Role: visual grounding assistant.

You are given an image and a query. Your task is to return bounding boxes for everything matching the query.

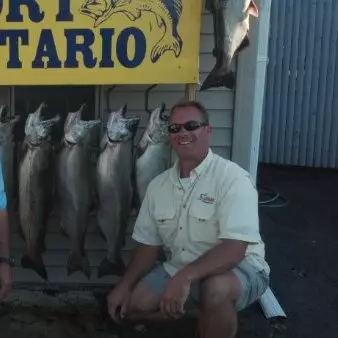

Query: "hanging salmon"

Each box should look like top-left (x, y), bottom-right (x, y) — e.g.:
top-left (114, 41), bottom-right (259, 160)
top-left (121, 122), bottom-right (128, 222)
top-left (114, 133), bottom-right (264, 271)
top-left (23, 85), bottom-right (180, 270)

top-left (56, 104), bottom-right (101, 279)
top-left (19, 103), bottom-right (60, 280)
top-left (97, 106), bottom-right (140, 278)
top-left (134, 103), bottom-right (171, 207)
top-left (201, 0), bottom-right (259, 90)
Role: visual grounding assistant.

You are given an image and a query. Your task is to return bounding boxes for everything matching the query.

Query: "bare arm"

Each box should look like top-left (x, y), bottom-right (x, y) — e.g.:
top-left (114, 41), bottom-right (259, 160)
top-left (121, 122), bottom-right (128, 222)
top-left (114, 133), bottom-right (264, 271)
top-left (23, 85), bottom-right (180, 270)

top-left (106, 242), bottom-right (161, 321)
top-left (120, 243), bottom-right (161, 289)
top-left (178, 239), bottom-right (247, 282)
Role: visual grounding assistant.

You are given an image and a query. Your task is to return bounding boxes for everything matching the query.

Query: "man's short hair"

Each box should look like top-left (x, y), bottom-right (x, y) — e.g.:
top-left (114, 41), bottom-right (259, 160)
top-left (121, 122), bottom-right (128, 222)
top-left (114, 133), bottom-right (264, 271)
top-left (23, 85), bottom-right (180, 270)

top-left (170, 100), bottom-right (209, 124)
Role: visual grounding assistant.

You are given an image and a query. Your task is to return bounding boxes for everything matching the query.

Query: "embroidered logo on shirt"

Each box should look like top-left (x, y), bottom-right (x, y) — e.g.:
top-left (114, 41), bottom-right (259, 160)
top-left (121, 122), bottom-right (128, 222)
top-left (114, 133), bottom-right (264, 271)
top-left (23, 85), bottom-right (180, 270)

top-left (198, 193), bottom-right (216, 204)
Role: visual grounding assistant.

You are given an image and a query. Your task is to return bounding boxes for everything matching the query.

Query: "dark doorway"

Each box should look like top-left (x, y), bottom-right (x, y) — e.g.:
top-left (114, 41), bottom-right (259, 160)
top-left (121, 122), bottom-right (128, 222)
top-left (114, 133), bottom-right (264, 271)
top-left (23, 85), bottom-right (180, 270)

top-left (13, 85), bottom-right (97, 143)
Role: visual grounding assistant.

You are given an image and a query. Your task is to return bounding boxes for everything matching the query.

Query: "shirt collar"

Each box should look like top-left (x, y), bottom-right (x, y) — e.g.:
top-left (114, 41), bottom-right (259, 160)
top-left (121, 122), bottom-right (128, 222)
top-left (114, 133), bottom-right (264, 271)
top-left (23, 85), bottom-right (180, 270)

top-left (170, 148), bottom-right (214, 184)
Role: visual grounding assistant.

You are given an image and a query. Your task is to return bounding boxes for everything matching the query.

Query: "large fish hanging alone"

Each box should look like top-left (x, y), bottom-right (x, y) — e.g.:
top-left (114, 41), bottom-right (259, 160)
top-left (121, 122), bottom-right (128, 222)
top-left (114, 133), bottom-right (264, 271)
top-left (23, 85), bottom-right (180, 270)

top-left (0, 105), bottom-right (20, 224)
top-left (18, 103), bottom-right (60, 280)
top-left (134, 103), bottom-right (171, 207)
top-left (97, 106), bottom-right (140, 278)
top-left (201, 0), bottom-right (259, 90)
top-left (56, 105), bottom-right (101, 279)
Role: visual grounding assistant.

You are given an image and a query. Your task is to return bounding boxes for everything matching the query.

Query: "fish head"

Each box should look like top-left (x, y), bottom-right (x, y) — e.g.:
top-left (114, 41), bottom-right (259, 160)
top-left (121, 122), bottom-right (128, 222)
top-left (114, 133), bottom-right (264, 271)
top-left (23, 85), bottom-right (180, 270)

top-left (25, 103), bottom-right (60, 145)
top-left (64, 106), bottom-right (83, 134)
top-left (0, 105), bottom-right (9, 122)
top-left (107, 105), bottom-right (127, 126)
top-left (65, 118), bottom-right (101, 145)
top-left (80, 0), bottom-right (118, 27)
top-left (0, 105), bottom-right (20, 129)
top-left (107, 107), bottom-right (140, 142)
top-left (223, 0), bottom-right (259, 64)
top-left (0, 105), bottom-right (20, 145)
top-left (64, 104), bottom-right (101, 144)
top-left (146, 103), bottom-right (169, 144)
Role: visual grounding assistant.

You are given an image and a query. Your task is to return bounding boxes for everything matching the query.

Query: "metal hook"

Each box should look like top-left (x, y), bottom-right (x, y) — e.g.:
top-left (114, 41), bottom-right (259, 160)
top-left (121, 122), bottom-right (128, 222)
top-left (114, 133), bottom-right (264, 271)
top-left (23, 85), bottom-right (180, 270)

top-left (106, 85), bottom-right (116, 113)
top-left (145, 84), bottom-right (158, 114)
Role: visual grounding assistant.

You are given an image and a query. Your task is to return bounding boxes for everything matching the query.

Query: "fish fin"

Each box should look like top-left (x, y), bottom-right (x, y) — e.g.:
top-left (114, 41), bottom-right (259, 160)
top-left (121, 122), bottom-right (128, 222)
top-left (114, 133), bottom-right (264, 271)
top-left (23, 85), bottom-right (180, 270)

top-left (67, 252), bottom-right (91, 279)
top-left (236, 35), bottom-right (250, 54)
top-left (97, 257), bottom-right (125, 278)
top-left (21, 254), bottom-right (48, 280)
top-left (248, 1), bottom-right (259, 17)
top-left (173, 0), bottom-right (183, 17)
top-left (151, 34), bottom-right (183, 62)
top-left (200, 69), bottom-right (236, 91)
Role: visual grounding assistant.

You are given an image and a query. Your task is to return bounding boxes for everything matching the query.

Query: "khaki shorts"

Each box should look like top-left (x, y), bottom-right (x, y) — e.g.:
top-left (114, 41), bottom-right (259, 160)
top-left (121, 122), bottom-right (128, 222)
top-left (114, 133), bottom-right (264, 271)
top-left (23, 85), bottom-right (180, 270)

top-left (141, 259), bottom-right (269, 312)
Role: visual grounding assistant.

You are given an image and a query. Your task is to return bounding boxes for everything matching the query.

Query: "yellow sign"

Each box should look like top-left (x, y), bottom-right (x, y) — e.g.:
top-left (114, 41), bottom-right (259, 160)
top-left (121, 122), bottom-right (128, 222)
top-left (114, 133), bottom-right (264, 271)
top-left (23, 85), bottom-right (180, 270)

top-left (0, 0), bottom-right (202, 85)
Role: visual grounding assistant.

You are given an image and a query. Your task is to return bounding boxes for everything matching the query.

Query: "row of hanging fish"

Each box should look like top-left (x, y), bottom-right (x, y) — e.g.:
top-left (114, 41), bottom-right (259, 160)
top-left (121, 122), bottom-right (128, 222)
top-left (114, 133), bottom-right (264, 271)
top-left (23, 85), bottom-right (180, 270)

top-left (201, 0), bottom-right (259, 91)
top-left (0, 102), bottom-right (171, 281)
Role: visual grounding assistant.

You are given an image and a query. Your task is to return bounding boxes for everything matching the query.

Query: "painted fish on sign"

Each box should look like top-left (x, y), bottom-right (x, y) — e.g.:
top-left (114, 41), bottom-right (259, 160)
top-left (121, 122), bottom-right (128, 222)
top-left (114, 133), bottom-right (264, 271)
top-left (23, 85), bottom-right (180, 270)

top-left (0, 0), bottom-right (147, 70)
top-left (0, 0), bottom-right (202, 85)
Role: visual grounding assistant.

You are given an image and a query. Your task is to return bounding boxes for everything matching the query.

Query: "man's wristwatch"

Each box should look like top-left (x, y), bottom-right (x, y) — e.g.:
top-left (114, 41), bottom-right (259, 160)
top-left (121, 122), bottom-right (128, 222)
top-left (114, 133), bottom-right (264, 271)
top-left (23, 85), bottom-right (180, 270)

top-left (0, 256), bottom-right (15, 267)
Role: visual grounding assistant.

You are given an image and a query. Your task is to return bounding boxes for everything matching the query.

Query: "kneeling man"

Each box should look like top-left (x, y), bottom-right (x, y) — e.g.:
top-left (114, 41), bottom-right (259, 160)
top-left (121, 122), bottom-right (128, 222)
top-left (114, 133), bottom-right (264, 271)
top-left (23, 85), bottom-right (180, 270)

top-left (107, 101), bottom-right (270, 338)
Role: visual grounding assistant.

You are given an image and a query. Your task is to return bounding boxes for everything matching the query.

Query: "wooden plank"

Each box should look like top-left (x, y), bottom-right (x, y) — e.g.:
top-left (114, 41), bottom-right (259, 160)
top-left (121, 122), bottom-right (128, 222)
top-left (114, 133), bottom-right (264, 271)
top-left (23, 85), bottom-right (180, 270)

top-left (13, 266), bottom-right (122, 285)
top-left (105, 91), bottom-right (234, 112)
top-left (11, 233), bottom-right (136, 251)
top-left (185, 84), bottom-right (197, 100)
top-left (100, 72), bottom-right (233, 93)
top-left (0, 86), bottom-right (10, 106)
top-left (11, 249), bottom-right (134, 268)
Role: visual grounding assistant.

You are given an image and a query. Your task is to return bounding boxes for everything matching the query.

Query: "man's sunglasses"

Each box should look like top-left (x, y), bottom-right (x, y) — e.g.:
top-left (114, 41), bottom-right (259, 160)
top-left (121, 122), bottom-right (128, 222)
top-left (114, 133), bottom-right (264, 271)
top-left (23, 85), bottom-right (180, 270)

top-left (168, 120), bottom-right (209, 134)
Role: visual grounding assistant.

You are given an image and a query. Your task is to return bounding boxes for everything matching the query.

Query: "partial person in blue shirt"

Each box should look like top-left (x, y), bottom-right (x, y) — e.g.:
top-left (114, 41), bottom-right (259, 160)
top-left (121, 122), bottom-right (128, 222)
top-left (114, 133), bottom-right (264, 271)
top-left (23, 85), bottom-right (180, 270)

top-left (0, 160), bottom-right (12, 301)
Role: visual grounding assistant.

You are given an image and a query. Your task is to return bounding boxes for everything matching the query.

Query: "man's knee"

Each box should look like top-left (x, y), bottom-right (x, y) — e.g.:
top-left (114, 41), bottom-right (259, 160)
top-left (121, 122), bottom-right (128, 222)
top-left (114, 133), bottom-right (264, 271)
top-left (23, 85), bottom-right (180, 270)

top-left (128, 281), bottom-right (160, 314)
top-left (199, 272), bottom-right (242, 310)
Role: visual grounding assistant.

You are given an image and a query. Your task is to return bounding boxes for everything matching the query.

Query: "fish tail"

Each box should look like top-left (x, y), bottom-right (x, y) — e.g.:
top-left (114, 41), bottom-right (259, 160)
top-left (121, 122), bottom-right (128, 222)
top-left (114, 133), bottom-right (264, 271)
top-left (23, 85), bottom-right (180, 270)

top-left (200, 68), bottom-right (236, 91)
top-left (67, 252), bottom-right (91, 279)
top-left (97, 257), bottom-right (125, 279)
top-left (151, 34), bottom-right (183, 63)
top-left (21, 254), bottom-right (48, 280)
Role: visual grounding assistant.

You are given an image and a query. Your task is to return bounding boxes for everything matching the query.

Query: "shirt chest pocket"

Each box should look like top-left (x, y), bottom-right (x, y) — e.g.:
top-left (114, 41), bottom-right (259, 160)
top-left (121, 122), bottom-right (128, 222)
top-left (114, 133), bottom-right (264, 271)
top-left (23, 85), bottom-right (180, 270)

top-left (153, 206), bottom-right (177, 249)
top-left (188, 203), bottom-right (219, 244)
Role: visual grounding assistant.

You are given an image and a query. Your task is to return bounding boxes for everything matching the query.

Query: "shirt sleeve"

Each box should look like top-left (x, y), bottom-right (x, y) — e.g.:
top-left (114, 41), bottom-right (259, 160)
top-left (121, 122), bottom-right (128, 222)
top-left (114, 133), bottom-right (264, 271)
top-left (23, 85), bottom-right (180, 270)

top-left (132, 187), bottom-right (162, 246)
top-left (217, 174), bottom-right (261, 244)
top-left (0, 162), bottom-right (7, 210)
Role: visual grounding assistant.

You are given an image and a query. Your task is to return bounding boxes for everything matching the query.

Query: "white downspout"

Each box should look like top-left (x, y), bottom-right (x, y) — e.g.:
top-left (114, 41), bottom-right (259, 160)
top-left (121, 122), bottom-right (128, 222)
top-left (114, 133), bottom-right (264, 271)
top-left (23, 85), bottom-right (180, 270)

top-left (231, 0), bottom-right (287, 320)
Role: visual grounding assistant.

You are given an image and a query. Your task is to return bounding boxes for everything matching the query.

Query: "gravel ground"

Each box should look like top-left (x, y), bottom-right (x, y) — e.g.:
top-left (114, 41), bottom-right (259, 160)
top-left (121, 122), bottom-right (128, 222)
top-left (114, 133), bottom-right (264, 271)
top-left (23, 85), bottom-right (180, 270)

top-left (1, 164), bottom-right (337, 338)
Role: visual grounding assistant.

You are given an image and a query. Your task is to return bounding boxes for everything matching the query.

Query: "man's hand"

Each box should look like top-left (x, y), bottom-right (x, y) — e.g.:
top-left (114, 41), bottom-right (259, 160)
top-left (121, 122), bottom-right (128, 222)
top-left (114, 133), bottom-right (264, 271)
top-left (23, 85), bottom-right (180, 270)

top-left (106, 283), bottom-right (132, 323)
top-left (160, 272), bottom-right (191, 319)
top-left (0, 263), bottom-right (12, 301)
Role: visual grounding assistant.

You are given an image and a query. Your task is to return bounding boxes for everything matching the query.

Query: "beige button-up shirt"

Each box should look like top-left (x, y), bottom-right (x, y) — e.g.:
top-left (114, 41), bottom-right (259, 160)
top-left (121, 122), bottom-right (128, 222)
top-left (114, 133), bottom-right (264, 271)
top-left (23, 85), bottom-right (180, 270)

top-left (132, 149), bottom-right (270, 276)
